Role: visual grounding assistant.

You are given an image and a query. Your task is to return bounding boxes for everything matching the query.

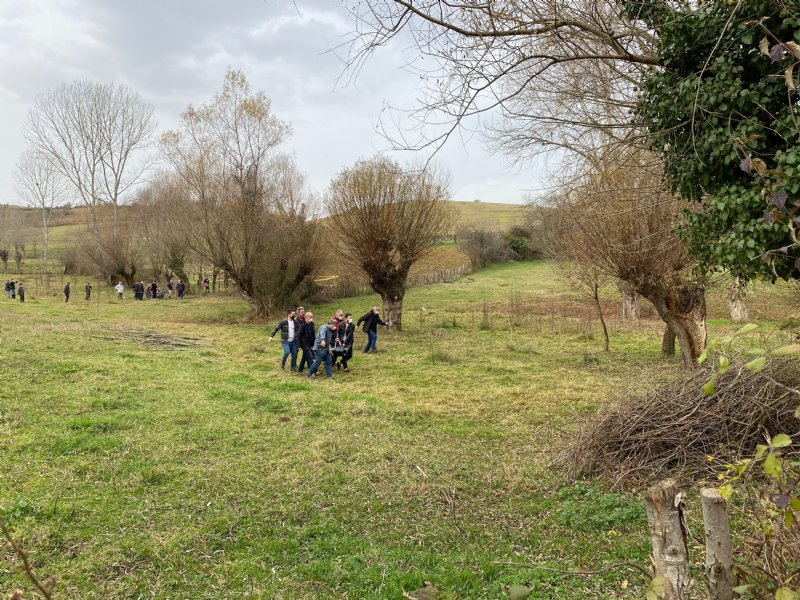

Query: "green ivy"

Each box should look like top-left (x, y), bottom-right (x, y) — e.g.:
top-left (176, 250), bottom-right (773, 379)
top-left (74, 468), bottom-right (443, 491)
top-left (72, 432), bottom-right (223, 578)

top-left (633, 0), bottom-right (800, 281)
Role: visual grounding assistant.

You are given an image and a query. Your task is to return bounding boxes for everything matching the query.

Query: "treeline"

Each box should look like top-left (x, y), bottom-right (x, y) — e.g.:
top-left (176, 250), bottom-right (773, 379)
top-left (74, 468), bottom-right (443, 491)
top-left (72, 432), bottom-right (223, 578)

top-left (12, 70), bottom-right (454, 327)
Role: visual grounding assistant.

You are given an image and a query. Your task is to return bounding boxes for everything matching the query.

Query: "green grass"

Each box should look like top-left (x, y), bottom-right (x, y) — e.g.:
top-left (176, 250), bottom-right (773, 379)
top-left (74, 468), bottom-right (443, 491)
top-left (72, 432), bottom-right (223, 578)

top-left (0, 261), bottom-right (797, 598)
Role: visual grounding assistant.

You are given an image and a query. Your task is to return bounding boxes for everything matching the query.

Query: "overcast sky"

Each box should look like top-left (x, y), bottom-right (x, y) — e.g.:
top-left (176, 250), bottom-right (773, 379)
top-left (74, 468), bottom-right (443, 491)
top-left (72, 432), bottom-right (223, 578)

top-left (0, 0), bottom-right (548, 206)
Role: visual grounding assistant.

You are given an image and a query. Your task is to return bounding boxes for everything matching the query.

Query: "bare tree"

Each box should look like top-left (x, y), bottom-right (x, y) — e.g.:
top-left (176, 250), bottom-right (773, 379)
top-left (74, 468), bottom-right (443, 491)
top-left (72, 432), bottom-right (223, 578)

top-left (325, 155), bottom-right (454, 330)
top-left (24, 80), bottom-right (156, 228)
top-left (547, 148), bottom-right (706, 367)
top-left (14, 151), bottom-right (68, 274)
top-left (161, 69), bottom-right (319, 316)
top-left (541, 197), bottom-right (613, 351)
top-left (343, 1), bottom-right (659, 160)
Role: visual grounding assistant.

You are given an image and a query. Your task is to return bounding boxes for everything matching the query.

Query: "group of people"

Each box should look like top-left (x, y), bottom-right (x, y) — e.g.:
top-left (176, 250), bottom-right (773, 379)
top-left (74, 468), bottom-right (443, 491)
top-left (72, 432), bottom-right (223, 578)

top-left (114, 279), bottom-right (186, 301)
top-left (269, 305), bottom-right (389, 379)
top-left (4, 280), bottom-right (24, 303)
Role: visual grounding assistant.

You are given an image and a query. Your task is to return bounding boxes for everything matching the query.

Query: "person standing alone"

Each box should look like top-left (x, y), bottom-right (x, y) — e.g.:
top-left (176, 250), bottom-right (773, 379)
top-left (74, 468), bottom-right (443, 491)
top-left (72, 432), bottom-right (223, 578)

top-left (85, 282), bottom-right (93, 301)
top-left (17, 282), bottom-right (25, 303)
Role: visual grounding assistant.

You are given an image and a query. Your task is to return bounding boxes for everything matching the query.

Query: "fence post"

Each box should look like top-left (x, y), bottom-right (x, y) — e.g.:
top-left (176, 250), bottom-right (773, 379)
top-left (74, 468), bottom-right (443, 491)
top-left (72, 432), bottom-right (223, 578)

top-left (700, 488), bottom-right (735, 600)
top-left (644, 480), bottom-right (691, 600)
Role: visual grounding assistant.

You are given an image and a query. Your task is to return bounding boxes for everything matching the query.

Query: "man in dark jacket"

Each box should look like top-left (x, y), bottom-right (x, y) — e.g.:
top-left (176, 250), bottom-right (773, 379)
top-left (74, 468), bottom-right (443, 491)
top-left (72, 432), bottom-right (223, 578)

top-left (269, 309), bottom-right (298, 371)
top-left (85, 282), bottom-right (93, 301)
top-left (64, 282), bottom-right (71, 303)
top-left (357, 305), bottom-right (387, 353)
top-left (297, 311), bottom-right (316, 373)
top-left (17, 282), bottom-right (25, 303)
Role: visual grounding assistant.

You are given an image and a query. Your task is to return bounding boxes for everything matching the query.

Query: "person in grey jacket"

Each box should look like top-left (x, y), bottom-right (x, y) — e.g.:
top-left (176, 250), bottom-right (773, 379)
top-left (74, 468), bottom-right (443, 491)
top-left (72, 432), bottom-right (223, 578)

top-left (307, 318), bottom-right (336, 379)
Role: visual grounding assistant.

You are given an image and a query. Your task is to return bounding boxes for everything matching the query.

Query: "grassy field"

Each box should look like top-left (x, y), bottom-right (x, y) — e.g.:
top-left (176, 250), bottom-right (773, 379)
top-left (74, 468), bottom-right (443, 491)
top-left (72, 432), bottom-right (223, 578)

top-left (1, 261), bottom-right (798, 599)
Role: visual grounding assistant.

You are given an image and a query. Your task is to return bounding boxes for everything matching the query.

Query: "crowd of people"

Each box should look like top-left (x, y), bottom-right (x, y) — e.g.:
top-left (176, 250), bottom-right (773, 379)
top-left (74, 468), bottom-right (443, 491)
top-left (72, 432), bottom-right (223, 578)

top-left (113, 279), bottom-right (187, 301)
top-left (4, 280), bottom-right (24, 303)
top-left (269, 305), bottom-right (389, 379)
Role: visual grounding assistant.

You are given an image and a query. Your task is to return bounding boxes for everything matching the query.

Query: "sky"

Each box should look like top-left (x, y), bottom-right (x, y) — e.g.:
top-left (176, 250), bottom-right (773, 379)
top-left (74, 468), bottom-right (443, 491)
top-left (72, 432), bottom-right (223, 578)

top-left (0, 0), bottom-right (548, 206)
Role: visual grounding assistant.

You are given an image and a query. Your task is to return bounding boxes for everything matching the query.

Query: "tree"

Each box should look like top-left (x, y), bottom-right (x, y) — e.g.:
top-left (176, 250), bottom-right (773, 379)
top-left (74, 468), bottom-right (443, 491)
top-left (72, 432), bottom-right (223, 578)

top-left (344, 1), bottom-right (659, 159)
top-left (161, 70), bottom-right (320, 316)
top-left (547, 148), bottom-right (706, 367)
top-left (325, 155), bottom-right (453, 330)
top-left (24, 80), bottom-right (156, 228)
top-left (14, 151), bottom-right (68, 274)
top-left (633, 0), bottom-right (800, 281)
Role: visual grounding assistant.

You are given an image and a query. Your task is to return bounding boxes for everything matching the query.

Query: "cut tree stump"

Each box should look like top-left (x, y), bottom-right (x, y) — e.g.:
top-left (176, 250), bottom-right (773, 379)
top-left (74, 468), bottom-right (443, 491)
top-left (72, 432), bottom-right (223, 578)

top-left (644, 480), bottom-right (692, 600)
top-left (701, 488), bottom-right (735, 600)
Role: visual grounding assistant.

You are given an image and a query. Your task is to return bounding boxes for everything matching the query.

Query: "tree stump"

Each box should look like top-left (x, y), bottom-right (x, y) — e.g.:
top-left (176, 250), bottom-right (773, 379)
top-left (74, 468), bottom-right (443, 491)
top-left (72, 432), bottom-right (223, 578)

top-left (701, 488), bottom-right (735, 600)
top-left (644, 480), bottom-right (692, 599)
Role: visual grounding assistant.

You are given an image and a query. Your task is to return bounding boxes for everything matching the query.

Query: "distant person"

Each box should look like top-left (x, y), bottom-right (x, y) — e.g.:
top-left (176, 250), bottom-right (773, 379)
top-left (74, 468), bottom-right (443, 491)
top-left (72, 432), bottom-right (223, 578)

top-left (9, 280), bottom-right (16, 300)
top-left (115, 281), bottom-right (124, 300)
top-left (203, 277), bottom-right (210, 293)
top-left (269, 309), bottom-right (298, 371)
top-left (17, 282), bottom-right (25, 303)
top-left (166, 280), bottom-right (173, 298)
top-left (334, 313), bottom-right (355, 372)
top-left (85, 282), bottom-right (93, 301)
top-left (297, 311), bottom-right (315, 374)
top-left (307, 318), bottom-right (336, 379)
top-left (176, 280), bottom-right (186, 301)
top-left (4, 281), bottom-right (9, 298)
top-left (357, 305), bottom-right (388, 353)
top-left (64, 282), bottom-right (71, 303)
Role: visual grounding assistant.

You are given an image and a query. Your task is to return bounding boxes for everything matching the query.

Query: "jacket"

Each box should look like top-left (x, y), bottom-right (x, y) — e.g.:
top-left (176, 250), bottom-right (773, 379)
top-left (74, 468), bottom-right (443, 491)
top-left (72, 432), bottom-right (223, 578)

top-left (270, 319), bottom-right (297, 343)
top-left (313, 324), bottom-right (333, 352)
top-left (297, 320), bottom-right (316, 350)
top-left (357, 310), bottom-right (385, 333)
top-left (338, 322), bottom-right (355, 346)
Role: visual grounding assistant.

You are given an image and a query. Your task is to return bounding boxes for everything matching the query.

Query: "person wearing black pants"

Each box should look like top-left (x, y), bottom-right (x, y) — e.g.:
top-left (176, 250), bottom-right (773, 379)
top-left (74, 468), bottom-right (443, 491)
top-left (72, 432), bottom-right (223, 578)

top-left (297, 312), bottom-right (316, 373)
top-left (17, 283), bottom-right (25, 303)
top-left (64, 282), bottom-right (71, 303)
top-left (334, 313), bottom-right (355, 372)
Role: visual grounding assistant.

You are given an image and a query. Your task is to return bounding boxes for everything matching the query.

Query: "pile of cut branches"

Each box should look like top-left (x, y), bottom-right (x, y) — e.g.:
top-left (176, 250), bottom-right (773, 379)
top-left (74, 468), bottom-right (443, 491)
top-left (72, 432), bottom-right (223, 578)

top-left (559, 359), bottom-right (800, 487)
top-left (94, 328), bottom-right (208, 350)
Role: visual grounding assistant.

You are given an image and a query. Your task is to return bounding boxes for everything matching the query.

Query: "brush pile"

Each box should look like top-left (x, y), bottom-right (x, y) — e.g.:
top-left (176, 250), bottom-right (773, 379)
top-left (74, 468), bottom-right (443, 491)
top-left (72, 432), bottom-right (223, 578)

top-left (560, 359), bottom-right (800, 486)
top-left (94, 328), bottom-right (208, 350)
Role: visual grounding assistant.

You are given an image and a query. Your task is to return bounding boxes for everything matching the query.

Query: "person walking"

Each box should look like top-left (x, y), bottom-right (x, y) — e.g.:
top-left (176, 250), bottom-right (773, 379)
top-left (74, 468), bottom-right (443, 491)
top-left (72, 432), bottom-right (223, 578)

top-left (307, 318), bottom-right (336, 379)
top-left (357, 305), bottom-right (388, 353)
top-left (115, 281), bottom-right (124, 300)
top-left (17, 282), bottom-right (25, 303)
top-left (85, 282), bottom-right (93, 301)
top-left (334, 313), bottom-right (355, 372)
top-left (269, 309), bottom-right (299, 371)
top-left (64, 282), bottom-right (71, 303)
top-left (9, 280), bottom-right (16, 300)
top-left (166, 280), bottom-right (173, 298)
top-left (297, 311), bottom-right (316, 374)
top-left (177, 280), bottom-right (185, 301)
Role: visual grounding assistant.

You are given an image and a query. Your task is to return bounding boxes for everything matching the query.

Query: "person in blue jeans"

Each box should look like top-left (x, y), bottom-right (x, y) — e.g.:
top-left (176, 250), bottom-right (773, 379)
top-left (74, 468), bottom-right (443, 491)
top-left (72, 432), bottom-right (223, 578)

top-left (269, 309), bottom-right (298, 371)
top-left (357, 305), bottom-right (388, 353)
top-left (308, 318), bottom-right (336, 379)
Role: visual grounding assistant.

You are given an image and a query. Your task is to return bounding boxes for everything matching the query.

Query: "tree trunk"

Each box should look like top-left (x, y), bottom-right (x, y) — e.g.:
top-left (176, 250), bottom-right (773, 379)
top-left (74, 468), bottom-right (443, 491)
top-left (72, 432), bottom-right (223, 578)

top-left (43, 225), bottom-right (49, 274)
top-left (641, 281), bottom-right (706, 368)
top-left (618, 280), bottom-right (640, 320)
top-left (382, 292), bottom-right (405, 331)
top-left (728, 277), bottom-right (749, 323)
top-left (700, 488), bottom-right (735, 600)
top-left (661, 326), bottom-right (676, 357)
top-left (593, 287), bottom-right (609, 352)
top-left (643, 480), bottom-right (691, 600)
